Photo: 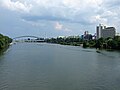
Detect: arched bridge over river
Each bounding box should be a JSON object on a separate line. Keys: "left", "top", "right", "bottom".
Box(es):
{"left": 13, "top": 36, "right": 45, "bottom": 42}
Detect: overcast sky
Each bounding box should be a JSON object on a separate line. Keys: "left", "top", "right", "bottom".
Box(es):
{"left": 0, "top": 0, "right": 120, "bottom": 38}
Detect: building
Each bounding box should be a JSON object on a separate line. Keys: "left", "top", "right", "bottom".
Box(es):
{"left": 96, "top": 24, "right": 116, "bottom": 39}
{"left": 81, "top": 31, "right": 92, "bottom": 40}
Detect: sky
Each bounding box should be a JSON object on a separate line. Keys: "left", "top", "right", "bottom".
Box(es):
{"left": 0, "top": 0, "right": 120, "bottom": 38}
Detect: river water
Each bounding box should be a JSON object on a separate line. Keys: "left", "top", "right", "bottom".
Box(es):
{"left": 0, "top": 43, "right": 120, "bottom": 90}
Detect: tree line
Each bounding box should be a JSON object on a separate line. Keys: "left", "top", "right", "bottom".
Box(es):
{"left": 46, "top": 36, "right": 120, "bottom": 50}
{"left": 0, "top": 33, "right": 12, "bottom": 50}
{"left": 94, "top": 36, "right": 120, "bottom": 50}
{"left": 46, "top": 37, "right": 83, "bottom": 46}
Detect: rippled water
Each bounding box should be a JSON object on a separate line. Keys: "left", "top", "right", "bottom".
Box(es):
{"left": 0, "top": 43, "right": 120, "bottom": 90}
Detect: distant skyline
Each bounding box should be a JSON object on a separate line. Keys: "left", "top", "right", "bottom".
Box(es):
{"left": 0, "top": 0, "right": 120, "bottom": 38}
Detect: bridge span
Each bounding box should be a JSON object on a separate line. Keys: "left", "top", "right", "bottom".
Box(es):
{"left": 13, "top": 36, "right": 42, "bottom": 39}
{"left": 13, "top": 35, "right": 45, "bottom": 42}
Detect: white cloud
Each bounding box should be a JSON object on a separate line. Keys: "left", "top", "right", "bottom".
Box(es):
{"left": 0, "top": 0, "right": 32, "bottom": 13}
{"left": 55, "top": 22, "right": 63, "bottom": 30}
{"left": 90, "top": 15, "right": 108, "bottom": 24}
{"left": 55, "top": 22, "right": 72, "bottom": 32}
{"left": 1, "top": 0, "right": 120, "bottom": 33}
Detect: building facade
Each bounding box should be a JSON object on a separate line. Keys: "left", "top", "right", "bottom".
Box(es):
{"left": 96, "top": 24, "right": 116, "bottom": 39}
{"left": 81, "top": 31, "right": 92, "bottom": 40}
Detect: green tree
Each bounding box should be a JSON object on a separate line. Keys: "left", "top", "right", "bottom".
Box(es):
{"left": 0, "top": 33, "right": 12, "bottom": 50}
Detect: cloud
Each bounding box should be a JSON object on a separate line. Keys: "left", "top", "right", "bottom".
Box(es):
{"left": 90, "top": 15, "right": 108, "bottom": 24}
{"left": 21, "top": 19, "right": 45, "bottom": 27}
{"left": 0, "top": 0, "right": 120, "bottom": 35}
{"left": 55, "top": 22, "right": 72, "bottom": 32}
{"left": 22, "top": 15, "right": 70, "bottom": 22}
{"left": 0, "top": 0, "right": 108, "bottom": 25}
{"left": 55, "top": 22, "right": 63, "bottom": 30}
{"left": 1, "top": 0, "right": 102, "bottom": 25}
{"left": 0, "top": 0, "right": 32, "bottom": 13}
{"left": 103, "top": 0, "right": 120, "bottom": 8}
{"left": 64, "top": 28, "right": 72, "bottom": 32}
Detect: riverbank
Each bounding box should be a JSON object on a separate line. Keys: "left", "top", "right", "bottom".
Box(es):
{"left": 46, "top": 36, "right": 120, "bottom": 51}
{"left": 0, "top": 33, "right": 12, "bottom": 51}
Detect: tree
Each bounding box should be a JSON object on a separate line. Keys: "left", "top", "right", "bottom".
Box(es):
{"left": 0, "top": 33, "right": 12, "bottom": 50}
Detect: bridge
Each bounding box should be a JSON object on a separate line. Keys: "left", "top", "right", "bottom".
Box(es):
{"left": 13, "top": 35, "right": 45, "bottom": 42}
{"left": 13, "top": 35, "right": 42, "bottom": 39}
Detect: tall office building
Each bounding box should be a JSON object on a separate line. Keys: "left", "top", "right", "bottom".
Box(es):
{"left": 96, "top": 24, "right": 116, "bottom": 39}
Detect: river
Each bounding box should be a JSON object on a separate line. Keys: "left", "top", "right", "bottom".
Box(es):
{"left": 0, "top": 43, "right": 120, "bottom": 90}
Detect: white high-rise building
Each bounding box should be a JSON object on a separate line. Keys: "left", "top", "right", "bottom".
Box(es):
{"left": 96, "top": 24, "right": 116, "bottom": 39}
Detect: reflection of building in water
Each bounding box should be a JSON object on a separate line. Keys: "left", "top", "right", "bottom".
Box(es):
{"left": 96, "top": 24, "right": 116, "bottom": 39}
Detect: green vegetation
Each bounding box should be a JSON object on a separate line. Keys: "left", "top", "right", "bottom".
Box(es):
{"left": 0, "top": 33, "right": 12, "bottom": 51}
{"left": 95, "top": 36, "right": 120, "bottom": 50}
{"left": 46, "top": 37, "right": 83, "bottom": 46}
{"left": 46, "top": 36, "right": 120, "bottom": 50}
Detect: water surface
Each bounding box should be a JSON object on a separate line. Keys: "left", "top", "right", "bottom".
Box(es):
{"left": 0, "top": 43, "right": 120, "bottom": 90}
